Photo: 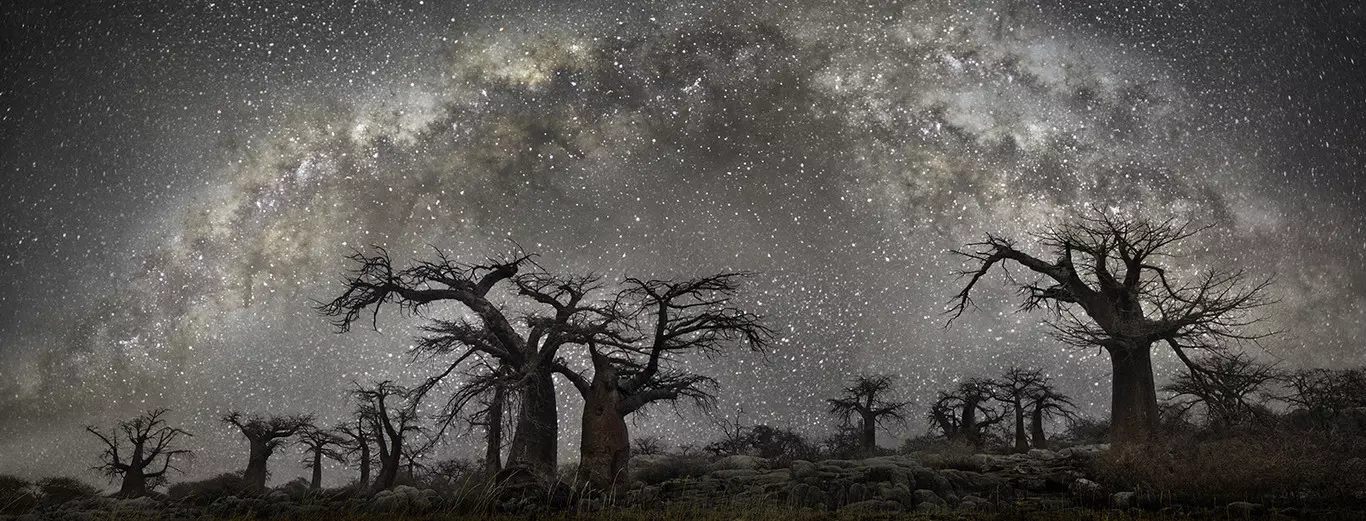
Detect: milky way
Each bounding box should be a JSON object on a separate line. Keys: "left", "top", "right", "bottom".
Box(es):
{"left": 2, "top": 0, "right": 1364, "bottom": 486}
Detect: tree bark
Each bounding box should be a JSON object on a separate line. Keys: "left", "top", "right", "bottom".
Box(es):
{"left": 858, "top": 414, "right": 876, "bottom": 451}
{"left": 244, "top": 439, "right": 272, "bottom": 491}
{"left": 370, "top": 437, "right": 401, "bottom": 494}
{"left": 484, "top": 384, "right": 505, "bottom": 477}
{"left": 507, "top": 367, "right": 558, "bottom": 476}
{"left": 577, "top": 353, "right": 630, "bottom": 492}
{"left": 356, "top": 442, "right": 371, "bottom": 489}
{"left": 1029, "top": 404, "right": 1048, "bottom": 449}
{"left": 310, "top": 451, "right": 323, "bottom": 490}
{"left": 118, "top": 468, "right": 147, "bottom": 498}
{"left": 1013, "top": 398, "right": 1029, "bottom": 453}
{"left": 1108, "top": 343, "right": 1158, "bottom": 445}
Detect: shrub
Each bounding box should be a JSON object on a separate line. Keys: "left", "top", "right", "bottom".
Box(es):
{"left": 0, "top": 474, "right": 36, "bottom": 515}
{"left": 35, "top": 477, "right": 98, "bottom": 505}
{"left": 900, "top": 436, "right": 984, "bottom": 471}
{"left": 167, "top": 472, "right": 253, "bottom": 504}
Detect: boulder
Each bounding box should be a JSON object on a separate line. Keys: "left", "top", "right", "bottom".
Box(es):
{"left": 1112, "top": 491, "right": 1137, "bottom": 509}
{"left": 840, "top": 499, "right": 903, "bottom": 512}
{"left": 708, "top": 455, "right": 768, "bottom": 471}
{"left": 912, "top": 488, "right": 947, "bottom": 507}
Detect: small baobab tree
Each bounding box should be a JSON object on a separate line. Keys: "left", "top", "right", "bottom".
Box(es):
{"left": 991, "top": 367, "right": 1046, "bottom": 452}
{"left": 336, "top": 417, "right": 374, "bottom": 489}
{"left": 352, "top": 380, "right": 421, "bottom": 494}
{"left": 1024, "top": 375, "right": 1076, "bottom": 449}
{"left": 826, "top": 374, "right": 912, "bottom": 452}
{"left": 86, "top": 408, "right": 192, "bottom": 498}
{"left": 928, "top": 379, "right": 1003, "bottom": 447}
{"left": 947, "top": 210, "right": 1275, "bottom": 445}
{"left": 296, "top": 426, "right": 348, "bottom": 490}
{"left": 222, "top": 411, "right": 313, "bottom": 491}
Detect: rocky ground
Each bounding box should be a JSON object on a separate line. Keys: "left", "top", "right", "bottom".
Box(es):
{"left": 3, "top": 445, "right": 1363, "bottom": 519}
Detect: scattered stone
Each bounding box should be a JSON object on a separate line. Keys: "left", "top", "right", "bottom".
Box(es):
{"left": 708, "top": 455, "right": 768, "bottom": 471}
{"left": 1112, "top": 491, "right": 1137, "bottom": 509}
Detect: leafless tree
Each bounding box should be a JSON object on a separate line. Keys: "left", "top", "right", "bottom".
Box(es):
{"left": 826, "top": 374, "right": 912, "bottom": 451}
{"left": 554, "top": 274, "right": 773, "bottom": 492}
{"left": 296, "top": 426, "right": 348, "bottom": 490}
{"left": 351, "top": 380, "right": 421, "bottom": 494}
{"left": 1025, "top": 376, "right": 1076, "bottom": 449}
{"left": 928, "top": 379, "right": 1003, "bottom": 447}
{"left": 991, "top": 367, "right": 1047, "bottom": 452}
{"left": 86, "top": 408, "right": 192, "bottom": 498}
{"left": 1162, "top": 352, "right": 1279, "bottom": 430}
{"left": 335, "top": 417, "right": 373, "bottom": 490}
{"left": 1276, "top": 368, "right": 1366, "bottom": 428}
{"left": 320, "top": 247, "right": 601, "bottom": 477}
{"left": 221, "top": 411, "right": 312, "bottom": 491}
{"left": 947, "top": 210, "right": 1276, "bottom": 445}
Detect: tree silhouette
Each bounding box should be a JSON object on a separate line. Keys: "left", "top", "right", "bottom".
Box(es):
{"left": 296, "top": 425, "right": 348, "bottom": 490}
{"left": 990, "top": 367, "right": 1046, "bottom": 452}
{"left": 1025, "top": 375, "right": 1076, "bottom": 449}
{"left": 1276, "top": 368, "right": 1366, "bottom": 428}
{"left": 928, "top": 379, "right": 1002, "bottom": 447}
{"left": 948, "top": 210, "right": 1275, "bottom": 445}
{"left": 352, "top": 380, "right": 420, "bottom": 493}
{"left": 1163, "top": 352, "right": 1278, "bottom": 430}
{"left": 826, "top": 374, "right": 912, "bottom": 452}
{"left": 222, "top": 411, "right": 312, "bottom": 491}
{"left": 555, "top": 274, "right": 772, "bottom": 492}
{"left": 321, "top": 247, "right": 598, "bottom": 477}
{"left": 335, "top": 417, "right": 373, "bottom": 489}
{"left": 85, "top": 408, "right": 192, "bottom": 498}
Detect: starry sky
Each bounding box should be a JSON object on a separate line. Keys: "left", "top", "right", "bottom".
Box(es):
{"left": 2, "top": 0, "right": 1364, "bottom": 486}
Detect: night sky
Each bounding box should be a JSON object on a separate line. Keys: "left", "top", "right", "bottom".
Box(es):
{"left": 2, "top": 0, "right": 1364, "bottom": 486}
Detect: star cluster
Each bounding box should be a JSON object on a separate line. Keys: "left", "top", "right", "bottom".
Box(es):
{"left": 1, "top": 0, "right": 1363, "bottom": 485}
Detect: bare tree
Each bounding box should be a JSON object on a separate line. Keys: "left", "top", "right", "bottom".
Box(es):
{"left": 352, "top": 381, "right": 421, "bottom": 494}
{"left": 826, "top": 374, "right": 912, "bottom": 452}
{"left": 947, "top": 210, "right": 1275, "bottom": 445}
{"left": 1025, "top": 376, "right": 1076, "bottom": 449}
{"left": 222, "top": 411, "right": 313, "bottom": 491}
{"left": 1277, "top": 368, "right": 1366, "bottom": 428}
{"left": 86, "top": 408, "right": 192, "bottom": 498}
{"left": 927, "top": 379, "right": 1003, "bottom": 447}
{"left": 296, "top": 426, "right": 348, "bottom": 490}
{"left": 991, "top": 367, "right": 1046, "bottom": 452}
{"left": 1162, "top": 352, "right": 1279, "bottom": 430}
{"left": 554, "top": 274, "right": 772, "bottom": 492}
{"left": 336, "top": 417, "right": 373, "bottom": 489}
{"left": 320, "top": 247, "right": 600, "bottom": 477}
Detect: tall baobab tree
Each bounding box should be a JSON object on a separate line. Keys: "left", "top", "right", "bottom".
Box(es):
{"left": 1025, "top": 376, "right": 1076, "bottom": 449}
{"left": 826, "top": 374, "right": 912, "bottom": 452}
{"left": 991, "top": 367, "right": 1047, "bottom": 452}
{"left": 86, "top": 408, "right": 192, "bottom": 498}
{"left": 947, "top": 210, "right": 1275, "bottom": 445}
{"left": 296, "top": 426, "right": 348, "bottom": 490}
{"left": 352, "top": 380, "right": 421, "bottom": 493}
{"left": 222, "top": 412, "right": 313, "bottom": 491}
{"left": 320, "top": 248, "right": 602, "bottom": 477}
{"left": 928, "top": 379, "right": 1002, "bottom": 447}
{"left": 553, "top": 274, "right": 772, "bottom": 492}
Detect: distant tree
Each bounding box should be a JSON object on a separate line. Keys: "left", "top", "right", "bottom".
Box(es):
{"left": 1162, "top": 352, "right": 1279, "bottom": 430}
{"left": 335, "top": 417, "right": 373, "bottom": 489}
{"left": 352, "top": 381, "right": 421, "bottom": 493}
{"left": 554, "top": 274, "right": 771, "bottom": 492}
{"left": 948, "top": 210, "right": 1276, "bottom": 445}
{"left": 826, "top": 374, "right": 912, "bottom": 451}
{"left": 632, "top": 435, "right": 666, "bottom": 456}
{"left": 990, "top": 367, "right": 1047, "bottom": 452}
{"left": 410, "top": 349, "right": 512, "bottom": 478}
{"left": 1025, "top": 376, "right": 1077, "bottom": 449}
{"left": 1276, "top": 367, "right": 1366, "bottom": 427}
{"left": 221, "top": 411, "right": 312, "bottom": 491}
{"left": 85, "top": 408, "right": 192, "bottom": 498}
{"left": 928, "top": 379, "right": 1003, "bottom": 447}
{"left": 296, "top": 426, "right": 348, "bottom": 490}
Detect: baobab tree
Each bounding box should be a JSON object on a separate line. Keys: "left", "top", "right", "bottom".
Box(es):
{"left": 222, "top": 411, "right": 313, "bottom": 491}
{"left": 352, "top": 380, "right": 421, "bottom": 493}
{"left": 335, "top": 417, "right": 373, "bottom": 489}
{"left": 412, "top": 354, "right": 513, "bottom": 477}
{"left": 826, "top": 374, "right": 913, "bottom": 452}
{"left": 991, "top": 367, "right": 1047, "bottom": 452}
{"left": 948, "top": 210, "right": 1275, "bottom": 445}
{"left": 928, "top": 379, "right": 1003, "bottom": 447}
{"left": 1163, "top": 352, "right": 1279, "bottom": 429}
{"left": 553, "top": 274, "right": 772, "bottom": 492}
{"left": 86, "top": 408, "right": 192, "bottom": 497}
{"left": 1025, "top": 376, "right": 1076, "bottom": 449}
{"left": 296, "top": 426, "right": 348, "bottom": 490}
{"left": 320, "top": 247, "right": 603, "bottom": 477}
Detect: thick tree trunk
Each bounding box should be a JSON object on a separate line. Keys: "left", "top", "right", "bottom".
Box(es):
{"left": 484, "top": 385, "right": 505, "bottom": 477}
{"left": 960, "top": 398, "right": 980, "bottom": 446}
{"left": 310, "top": 451, "right": 323, "bottom": 490}
{"left": 117, "top": 468, "right": 148, "bottom": 498}
{"left": 356, "top": 443, "right": 371, "bottom": 489}
{"left": 508, "top": 367, "right": 558, "bottom": 476}
{"left": 243, "top": 439, "right": 272, "bottom": 491}
{"left": 859, "top": 414, "right": 876, "bottom": 451}
{"left": 370, "top": 439, "right": 401, "bottom": 494}
{"left": 577, "top": 356, "right": 630, "bottom": 493}
{"left": 1030, "top": 404, "right": 1048, "bottom": 449}
{"left": 1013, "top": 399, "right": 1029, "bottom": 452}
{"left": 1108, "top": 343, "right": 1158, "bottom": 446}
